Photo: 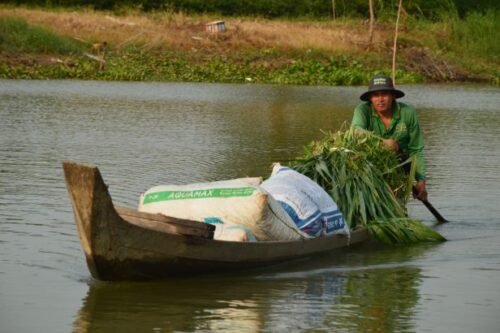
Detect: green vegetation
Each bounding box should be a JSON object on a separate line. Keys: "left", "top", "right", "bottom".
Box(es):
{"left": 448, "top": 9, "right": 499, "bottom": 65}
{"left": 4, "top": 0, "right": 498, "bottom": 19}
{"left": 0, "top": 16, "right": 82, "bottom": 53}
{"left": 0, "top": 49, "right": 423, "bottom": 84}
{"left": 0, "top": 14, "right": 422, "bottom": 84}
{"left": 414, "top": 8, "right": 500, "bottom": 84}
{"left": 291, "top": 129, "right": 446, "bottom": 245}
{"left": 0, "top": 5, "right": 498, "bottom": 85}
{"left": 0, "top": 49, "right": 366, "bottom": 83}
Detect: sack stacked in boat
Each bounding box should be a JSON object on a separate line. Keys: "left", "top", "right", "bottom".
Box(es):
{"left": 138, "top": 177, "right": 308, "bottom": 241}
{"left": 212, "top": 224, "right": 257, "bottom": 242}
{"left": 261, "top": 163, "right": 350, "bottom": 237}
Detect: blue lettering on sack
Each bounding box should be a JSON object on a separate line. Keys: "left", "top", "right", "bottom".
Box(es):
{"left": 323, "top": 210, "right": 347, "bottom": 233}
{"left": 278, "top": 201, "right": 323, "bottom": 237}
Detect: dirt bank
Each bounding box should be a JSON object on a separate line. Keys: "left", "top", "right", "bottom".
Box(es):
{"left": 0, "top": 7, "right": 494, "bottom": 84}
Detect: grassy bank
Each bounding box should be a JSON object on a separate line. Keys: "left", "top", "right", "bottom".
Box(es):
{"left": 0, "top": 7, "right": 498, "bottom": 85}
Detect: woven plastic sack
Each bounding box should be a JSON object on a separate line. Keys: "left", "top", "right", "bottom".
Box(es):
{"left": 212, "top": 224, "right": 257, "bottom": 242}
{"left": 138, "top": 177, "right": 307, "bottom": 241}
{"left": 263, "top": 163, "right": 350, "bottom": 236}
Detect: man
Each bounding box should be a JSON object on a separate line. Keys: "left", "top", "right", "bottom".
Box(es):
{"left": 351, "top": 74, "right": 428, "bottom": 201}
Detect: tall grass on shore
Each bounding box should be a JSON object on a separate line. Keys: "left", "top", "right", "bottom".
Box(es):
{"left": 0, "top": 16, "right": 83, "bottom": 53}
{"left": 448, "top": 9, "right": 499, "bottom": 64}
{"left": 422, "top": 8, "right": 500, "bottom": 82}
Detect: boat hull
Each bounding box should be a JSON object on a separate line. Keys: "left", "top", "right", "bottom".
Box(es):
{"left": 63, "top": 161, "right": 370, "bottom": 280}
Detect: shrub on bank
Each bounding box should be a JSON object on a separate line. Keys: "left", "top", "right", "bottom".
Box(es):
{"left": 2, "top": 1, "right": 498, "bottom": 19}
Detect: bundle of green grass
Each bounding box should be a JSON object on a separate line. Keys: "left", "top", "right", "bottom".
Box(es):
{"left": 290, "top": 128, "right": 445, "bottom": 245}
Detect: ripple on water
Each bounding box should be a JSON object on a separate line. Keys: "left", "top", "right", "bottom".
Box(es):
{"left": 1, "top": 80, "right": 500, "bottom": 333}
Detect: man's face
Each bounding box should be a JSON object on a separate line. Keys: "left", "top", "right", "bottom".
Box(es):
{"left": 369, "top": 91, "right": 394, "bottom": 114}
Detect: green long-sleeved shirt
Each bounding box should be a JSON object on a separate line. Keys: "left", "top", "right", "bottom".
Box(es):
{"left": 351, "top": 101, "right": 426, "bottom": 181}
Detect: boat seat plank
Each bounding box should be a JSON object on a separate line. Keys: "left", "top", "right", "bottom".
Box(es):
{"left": 116, "top": 207, "right": 215, "bottom": 239}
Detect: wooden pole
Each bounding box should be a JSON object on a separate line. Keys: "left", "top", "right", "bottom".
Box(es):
{"left": 332, "top": 0, "right": 336, "bottom": 20}
{"left": 392, "top": 0, "right": 403, "bottom": 83}
{"left": 368, "top": 0, "right": 374, "bottom": 44}
{"left": 412, "top": 187, "right": 448, "bottom": 223}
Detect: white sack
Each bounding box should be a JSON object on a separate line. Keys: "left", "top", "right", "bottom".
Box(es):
{"left": 138, "top": 177, "right": 307, "bottom": 241}
{"left": 212, "top": 224, "right": 257, "bottom": 242}
{"left": 263, "top": 163, "right": 350, "bottom": 236}
{"left": 261, "top": 175, "right": 323, "bottom": 237}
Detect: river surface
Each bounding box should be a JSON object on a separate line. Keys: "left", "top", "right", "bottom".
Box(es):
{"left": 1, "top": 80, "right": 499, "bottom": 333}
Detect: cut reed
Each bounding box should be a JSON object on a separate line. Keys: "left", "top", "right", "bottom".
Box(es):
{"left": 290, "top": 128, "right": 445, "bottom": 244}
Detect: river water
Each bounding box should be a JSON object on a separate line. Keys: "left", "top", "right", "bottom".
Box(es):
{"left": 0, "top": 80, "right": 499, "bottom": 333}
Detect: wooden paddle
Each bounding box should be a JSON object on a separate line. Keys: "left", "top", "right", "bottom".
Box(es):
{"left": 412, "top": 186, "right": 448, "bottom": 224}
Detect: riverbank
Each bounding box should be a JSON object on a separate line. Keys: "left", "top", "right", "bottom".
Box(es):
{"left": 1, "top": 7, "right": 498, "bottom": 85}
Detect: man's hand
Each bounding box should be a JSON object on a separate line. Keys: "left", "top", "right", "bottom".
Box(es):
{"left": 382, "top": 138, "right": 400, "bottom": 153}
{"left": 413, "top": 180, "right": 428, "bottom": 202}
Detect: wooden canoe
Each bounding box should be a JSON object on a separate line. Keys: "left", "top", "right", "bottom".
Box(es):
{"left": 63, "top": 161, "right": 371, "bottom": 281}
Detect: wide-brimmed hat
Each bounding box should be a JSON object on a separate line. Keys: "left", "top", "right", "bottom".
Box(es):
{"left": 360, "top": 75, "right": 405, "bottom": 101}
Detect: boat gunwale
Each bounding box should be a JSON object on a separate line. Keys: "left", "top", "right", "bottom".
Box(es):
{"left": 63, "top": 160, "right": 370, "bottom": 280}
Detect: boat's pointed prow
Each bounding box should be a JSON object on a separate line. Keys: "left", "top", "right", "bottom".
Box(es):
{"left": 62, "top": 161, "right": 117, "bottom": 278}
{"left": 63, "top": 161, "right": 112, "bottom": 211}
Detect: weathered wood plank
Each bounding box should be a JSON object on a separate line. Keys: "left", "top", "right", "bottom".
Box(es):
{"left": 116, "top": 207, "right": 214, "bottom": 239}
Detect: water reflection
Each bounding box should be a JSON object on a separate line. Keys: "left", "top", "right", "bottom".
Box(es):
{"left": 2, "top": 80, "right": 500, "bottom": 333}
{"left": 73, "top": 244, "right": 433, "bottom": 333}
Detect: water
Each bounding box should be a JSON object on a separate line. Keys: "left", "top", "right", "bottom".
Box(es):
{"left": 1, "top": 80, "right": 499, "bottom": 333}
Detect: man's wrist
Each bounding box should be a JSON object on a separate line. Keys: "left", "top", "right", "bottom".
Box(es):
{"left": 415, "top": 174, "right": 426, "bottom": 182}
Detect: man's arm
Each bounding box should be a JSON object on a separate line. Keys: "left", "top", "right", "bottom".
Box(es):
{"left": 406, "top": 108, "right": 428, "bottom": 201}
{"left": 407, "top": 109, "right": 426, "bottom": 181}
